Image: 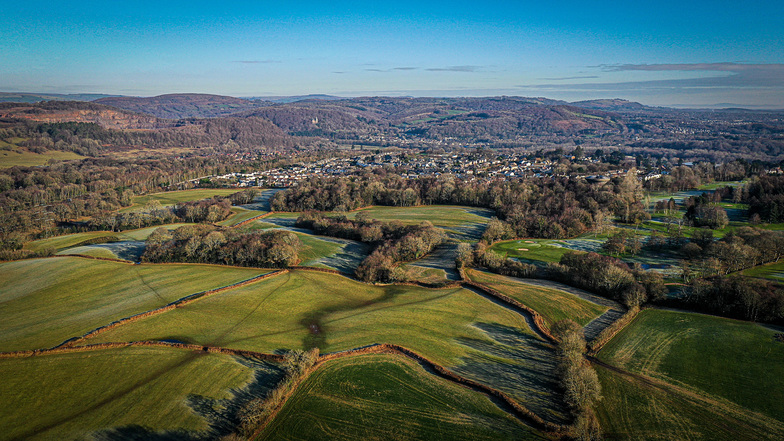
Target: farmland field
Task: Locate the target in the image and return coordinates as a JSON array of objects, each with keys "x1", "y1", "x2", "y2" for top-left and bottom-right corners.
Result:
[
  {"x1": 598, "y1": 309, "x2": 784, "y2": 421},
  {"x1": 24, "y1": 223, "x2": 194, "y2": 253},
  {"x1": 465, "y1": 269, "x2": 609, "y2": 327},
  {"x1": 259, "y1": 354, "x2": 546, "y2": 441},
  {"x1": 0, "y1": 148, "x2": 84, "y2": 168},
  {"x1": 348, "y1": 205, "x2": 493, "y2": 238},
  {"x1": 121, "y1": 188, "x2": 244, "y2": 212},
  {"x1": 88, "y1": 269, "x2": 534, "y2": 364},
  {"x1": 742, "y1": 260, "x2": 784, "y2": 282},
  {"x1": 0, "y1": 257, "x2": 267, "y2": 351},
  {"x1": 88, "y1": 269, "x2": 568, "y2": 422},
  {"x1": 594, "y1": 366, "x2": 784, "y2": 441},
  {"x1": 0, "y1": 346, "x2": 272, "y2": 440}
]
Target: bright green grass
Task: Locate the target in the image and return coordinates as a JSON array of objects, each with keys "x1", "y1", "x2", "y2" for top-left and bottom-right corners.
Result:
[
  {"x1": 0, "y1": 257, "x2": 267, "y2": 351},
  {"x1": 465, "y1": 269, "x2": 608, "y2": 327},
  {"x1": 24, "y1": 223, "x2": 194, "y2": 253},
  {"x1": 217, "y1": 207, "x2": 265, "y2": 226},
  {"x1": 0, "y1": 149, "x2": 84, "y2": 168},
  {"x1": 296, "y1": 233, "x2": 343, "y2": 264},
  {"x1": 56, "y1": 246, "x2": 118, "y2": 259},
  {"x1": 598, "y1": 309, "x2": 784, "y2": 421},
  {"x1": 0, "y1": 346, "x2": 255, "y2": 440},
  {"x1": 348, "y1": 205, "x2": 493, "y2": 236},
  {"x1": 259, "y1": 354, "x2": 545, "y2": 441},
  {"x1": 743, "y1": 260, "x2": 784, "y2": 282},
  {"x1": 121, "y1": 189, "x2": 243, "y2": 212},
  {"x1": 488, "y1": 239, "x2": 573, "y2": 263},
  {"x1": 88, "y1": 269, "x2": 534, "y2": 366},
  {"x1": 595, "y1": 366, "x2": 784, "y2": 441}
]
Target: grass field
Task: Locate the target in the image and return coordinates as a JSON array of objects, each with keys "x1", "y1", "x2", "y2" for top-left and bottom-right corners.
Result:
[
  {"x1": 595, "y1": 366, "x2": 784, "y2": 441},
  {"x1": 465, "y1": 269, "x2": 608, "y2": 327},
  {"x1": 88, "y1": 270, "x2": 568, "y2": 421},
  {"x1": 348, "y1": 205, "x2": 494, "y2": 238},
  {"x1": 88, "y1": 269, "x2": 534, "y2": 364},
  {"x1": 743, "y1": 260, "x2": 784, "y2": 282},
  {"x1": 217, "y1": 207, "x2": 265, "y2": 226},
  {"x1": 259, "y1": 354, "x2": 546, "y2": 441},
  {"x1": 598, "y1": 309, "x2": 784, "y2": 421},
  {"x1": 0, "y1": 148, "x2": 84, "y2": 168},
  {"x1": 24, "y1": 223, "x2": 194, "y2": 253},
  {"x1": 121, "y1": 188, "x2": 243, "y2": 212},
  {"x1": 0, "y1": 257, "x2": 267, "y2": 351},
  {"x1": 0, "y1": 346, "x2": 264, "y2": 440},
  {"x1": 296, "y1": 233, "x2": 344, "y2": 264},
  {"x1": 488, "y1": 239, "x2": 574, "y2": 263}
]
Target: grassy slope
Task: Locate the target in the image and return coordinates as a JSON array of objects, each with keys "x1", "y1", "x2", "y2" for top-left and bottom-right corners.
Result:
[
  {"x1": 0, "y1": 148, "x2": 83, "y2": 168},
  {"x1": 121, "y1": 188, "x2": 243, "y2": 212},
  {"x1": 259, "y1": 354, "x2": 545, "y2": 441},
  {"x1": 742, "y1": 260, "x2": 784, "y2": 282},
  {"x1": 488, "y1": 239, "x2": 573, "y2": 263},
  {"x1": 88, "y1": 270, "x2": 568, "y2": 421},
  {"x1": 595, "y1": 366, "x2": 784, "y2": 441},
  {"x1": 24, "y1": 223, "x2": 194, "y2": 253},
  {"x1": 0, "y1": 347, "x2": 255, "y2": 440},
  {"x1": 0, "y1": 257, "x2": 266, "y2": 351},
  {"x1": 296, "y1": 233, "x2": 343, "y2": 265},
  {"x1": 348, "y1": 205, "x2": 493, "y2": 238},
  {"x1": 88, "y1": 270, "x2": 533, "y2": 366},
  {"x1": 466, "y1": 269, "x2": 608, "y2": 327},
  {"x1": 598, "y1": 309, "x2": 784, "y2": 421}
]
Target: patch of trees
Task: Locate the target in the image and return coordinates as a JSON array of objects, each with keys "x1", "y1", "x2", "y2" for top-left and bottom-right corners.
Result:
[
  {"x1": 458, "y1": 241, "x2": 538, "y2": 279},
  {"x1": 295, "y1": 211, "x2": 445, "y2": 283},
  {"x1": 551, "y1": 252, "x2": 666, "y2": 309},
  {"x1": 552, "y1": 320, "x2": 602, "y2": 441},
  {"x1": 274, "y1": 171, "x2": 647, "y2": 240},
  {"x1": 680, "y1": 227, "x2": 784, "y2": 278},
  {"x1": 89, "y1": 197, "x2": 233, "y2": 231},
  {"x1": 142, "y1": 225, "x2": 301, "y2": 268},
  {"x1": 687, "y1": 277, "x2": 784, "y2": 323},
  {"x1": 683, "y1": 193, "x2": 729, "y2": 229},
  {"x1": 747, "y1": 175, "x2": 784, "y2": 222}
]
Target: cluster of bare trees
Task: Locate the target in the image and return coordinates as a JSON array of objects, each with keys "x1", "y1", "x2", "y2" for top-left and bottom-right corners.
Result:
[
  {"x1": 295, "y1": 211, "x2": 445, "y2": 282},
  {"x1": 552, "y1": 320, "x2": 602, "y2": 441},
  {"x1": 143, "y1": 225, "x2": 301, "y2": 268}
]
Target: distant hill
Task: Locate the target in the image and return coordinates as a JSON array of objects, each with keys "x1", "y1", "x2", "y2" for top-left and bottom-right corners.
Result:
[
  {"x1": 94, "y1": 93, "x2": 270, "y2": 119},
  {"x1": 0, "y1": 100, "x2": 166, "y2": 130},
  {"x1": 570, "y1": 99, "x2": 651, "y2": 112},
  {"x1": 250, "y1": 94, "x2": 345, "y2": 103},
  {"x1": 0, "y1": 92, "x2": 120, "y2": 103}
]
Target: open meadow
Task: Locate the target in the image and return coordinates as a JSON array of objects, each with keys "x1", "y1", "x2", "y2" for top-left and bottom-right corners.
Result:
[
  {"x1": 259, "y1": 353, "x2": 546, "y2": 441},
  {"x1": 0, "y1": 346, "x2": 272, "y2": 440},
  {"x1": 0, "y1": 257, "x2": 266, "y2": 351},
  {"x1": 598, "y1": 309, "x2": 784, "y2": 421}
]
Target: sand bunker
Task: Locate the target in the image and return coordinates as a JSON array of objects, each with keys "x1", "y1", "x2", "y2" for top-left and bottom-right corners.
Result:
[{"x1": 517, "y1": 248, "x2": 529, "y2": 251}]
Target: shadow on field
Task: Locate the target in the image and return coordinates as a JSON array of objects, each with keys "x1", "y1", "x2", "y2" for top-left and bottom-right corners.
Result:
[
  {"x1": 454, "y1": 322, "x2": 570, "y2": 425},
  {"x1": 92, "y1": 357, "x2": 285, "y2": 441}
]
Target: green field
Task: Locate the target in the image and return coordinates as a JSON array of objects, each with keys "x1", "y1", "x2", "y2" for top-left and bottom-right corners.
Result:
[
  {"x1": 0, "y1": 148, "x2": 84, "y2": 168},
  {"x1": 24, "y1": 223, "x2": 194, "y2": 253},
  {"x1": 296, "y1": 233, "x2": 344, "y2": 264},
  {"x1": 743, "y1": 260, "x2": 784, "y2": 282},
  {"x1": 0, "y1": 346, "x2": 265, "y2": 440},
  {"x1": 88, "y1": 269, "x2": 533, "y2": 364},
  {"x1": 218, "y1": 207, "x2": 266, "y2": 226},
  {"x1": 348, "y1": 205, "x2": 493, "y2": 238},
  {"x1": 466, "y1": 269, "x2": 608, "y2": 327},
  {"x1": 488, "y1": 239, "x2": 574, "y2": 263},
  {"x1": 598, "y1": 309, "x2": 784, "y2": 421},
  {"x1": 121, "y1": 188, "x2": 243, "y2": 212},
  {"x1": 259, "y1": 354, "x2": 545, "y2": 441},
  {"x1": 88, "y1": 270, "x2": 568, "y2": 421},
  {"x1": 595, "y1": 366, "x2": 784, "y2": 441},
  {"x1": 0, "y1": 257, "x2": 267, "y2": 351}
]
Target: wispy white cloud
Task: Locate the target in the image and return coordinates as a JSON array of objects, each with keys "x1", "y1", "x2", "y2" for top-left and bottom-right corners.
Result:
[{"x1": 425, "y1": 65, "x2": 483, "y2": 72}]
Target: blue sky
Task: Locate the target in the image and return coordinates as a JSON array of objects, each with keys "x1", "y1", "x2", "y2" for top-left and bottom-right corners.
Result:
[{"x1": 2, "y1": 1, "x2": 783, "y2": 107}]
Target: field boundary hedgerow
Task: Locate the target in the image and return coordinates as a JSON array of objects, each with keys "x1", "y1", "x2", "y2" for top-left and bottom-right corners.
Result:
[
  {"x1": 587, "y1": 306, "x2": 642, "y2": 355},
  {"x1": 57, "y1": 269, "x2": 288, "y2": 348},
  {"x1": 232, "y1": 211, "x2": 275, "y2": 228}
]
